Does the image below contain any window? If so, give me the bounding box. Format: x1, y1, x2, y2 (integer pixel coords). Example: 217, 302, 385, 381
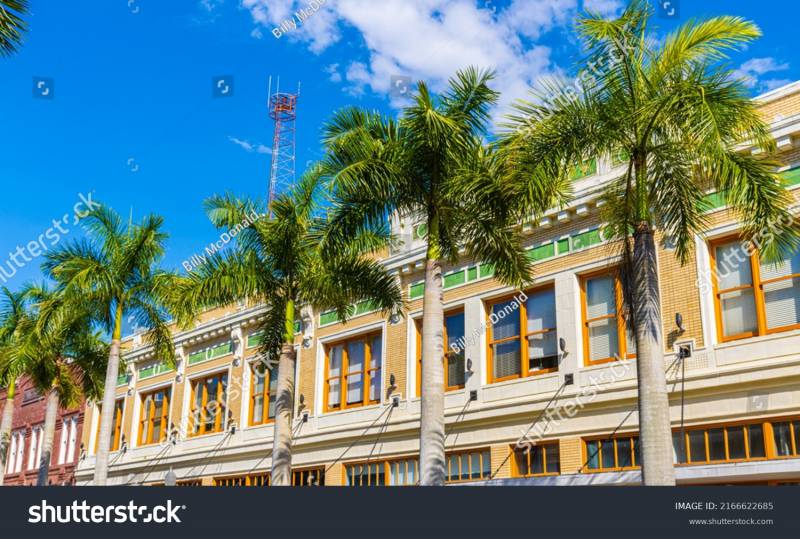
324, 333, 382, 412
772, 420, 800, 458
292, 467, 325, 486
445, 449, 492, 483
581, 271, 635, 365
214, 473, 270, 487
415, 309, 466, 394
584, 435, 640, 472
190, 372, 228, 436
57, 416, 79, 465
27, 425, 44, 471
249, 361, 277, 426
344, 458, 418, 486
138, 387, 171, 446
710, 237, 800, 341
513, 442, 561, 477
5, 430, 25, 474
94, 399, 124, 454
176, 479, 203, 486
674, 419, 800, 464
487, 287, 558, 382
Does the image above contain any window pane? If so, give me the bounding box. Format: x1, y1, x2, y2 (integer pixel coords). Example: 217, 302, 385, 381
548, 444, 560, 474
482, 450, 491, 477
347, 341, 365, 373
268, 368, 278, 419
470, 453, 481, 479
447, 455, 459, 482
588, 318, 619, 361
748, 425, 765, 458
445, 313, 465, 386
617, 438, 632, 467
719, 288, 758, 337
460, 454, 470, 480
493, 340, 521, 378
491, 300, 520, 340
715, 242, 752, 289
526, 288, 556, 332
347, 373, 363, 404
759, 249, 800, 282
446, 351, 465, 387
762, 277, 800, 330
727, 427, 746, 460
328, 378, 340, 408
586, 276, 616, 319
527, 331, 558, 371
328, 345, 343, 377
794, 421, 800, 456
773, 422, 793, 457
370, 336, 382, 370
530, 446, 544, 475
586, 441, 599, 470
601, 440, 616, 469
688, 431, 706, 462
708, 428, 726, 461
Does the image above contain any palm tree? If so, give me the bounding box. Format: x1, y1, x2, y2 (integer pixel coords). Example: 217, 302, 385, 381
169, 168, 402, 486
0, 287, 26, 485
42, 208, 178, 485
318, 68, 564, 485
0, 285, 107, 486
0, 0, 29, 57
503, 0, 798, 485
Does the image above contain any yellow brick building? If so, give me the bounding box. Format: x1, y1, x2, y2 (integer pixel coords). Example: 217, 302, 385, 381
75, 81, 800, 487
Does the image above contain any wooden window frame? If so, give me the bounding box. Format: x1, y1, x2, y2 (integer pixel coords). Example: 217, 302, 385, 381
323, 331, 382, 413
486, 285, 559, 384
189, 371, 228, 437
94, 399, 125, 454
414, 308, 467, 395
511, 441, 561, 477
213, 473, 270, 487
580, 269, 635, 366
343, 456, 419, 486
583, 434, 640, 473
444, 448, 492, 483
248, 361, 276, 427
137, 387, 171, 447
709, 235, 800, 343
292, 467, 325, 486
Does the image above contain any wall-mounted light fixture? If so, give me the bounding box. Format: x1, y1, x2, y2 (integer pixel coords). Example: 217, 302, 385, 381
466, 358, 473, 374
559, 337, 567, 354
675, 312, 685, 333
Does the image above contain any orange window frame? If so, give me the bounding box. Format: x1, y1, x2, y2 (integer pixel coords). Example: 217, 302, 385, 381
213, 473, 270, 487
444, 448, 492, 483
137, 387, 171, 447
580, 269, 635, 366
583, 434, 640, 472
512, 441, 561, 477
709, 235, 800, 342
415, 308, 466, 395
486, 285, 558, 383
343, 457, 419, 486
292, 467, 325, 486
323, 332, 382, 412
248, 362, 276, 427
189, 371, 228, 437
94, 399, 124, 454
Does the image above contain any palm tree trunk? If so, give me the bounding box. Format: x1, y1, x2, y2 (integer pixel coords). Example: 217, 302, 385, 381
270, 301, 297, 486
36, 389, 59, 486
632, 223, 676, 486
419, 253, 446, 485
94, 304, 123, 486
0, 378, 16, 486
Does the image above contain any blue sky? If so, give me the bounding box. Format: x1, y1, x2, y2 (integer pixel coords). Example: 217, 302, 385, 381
1, 0, 798, 316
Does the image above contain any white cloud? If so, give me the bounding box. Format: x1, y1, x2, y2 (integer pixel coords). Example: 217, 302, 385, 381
228, 136, 272, 154
325, 63, 342, 82
581, 0, 623, 17
733, 57, 790, 89
239, 0, 595, 112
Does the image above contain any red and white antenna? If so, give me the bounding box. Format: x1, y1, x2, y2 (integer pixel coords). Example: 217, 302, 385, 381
267, 76, 300, 215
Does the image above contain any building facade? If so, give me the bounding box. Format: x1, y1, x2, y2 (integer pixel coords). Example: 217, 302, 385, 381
73, 81, 800, 487
1, 376, 84, 486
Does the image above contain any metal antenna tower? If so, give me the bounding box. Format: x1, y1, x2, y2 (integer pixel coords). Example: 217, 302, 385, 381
267, 76, 300, 215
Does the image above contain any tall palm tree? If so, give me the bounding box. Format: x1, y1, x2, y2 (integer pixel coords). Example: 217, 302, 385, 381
318, 68, 564, 485
0, 0, 29, 57
0, 287, 26, 485
504, 0, 798, 485
170, 168, 402, 486
0, 285, 107, 486
42, 208, 178, 485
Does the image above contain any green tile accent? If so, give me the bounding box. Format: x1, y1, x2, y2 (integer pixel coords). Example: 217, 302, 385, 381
443, 270, 466, 289
612, 149, 629, 167
247, 331, 264, 348
573, 228, 602, 250
467, 266, 478, 282
294, 320, 302, 334
783, 167, 800, 187
557, 238, 571, 255
187, 350, 206, 365
353, 300, 377, 316
207, 342, 233, 359
413, 223, 428, 240
116, 373, 128, 386
319, 310, 339, 326
479, 263, 495, 278
703, 191, 727, 210
409, 282, 425, 299
570, 157, 597, 180
528, 242, 555, 262
139, 361, 172, 380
